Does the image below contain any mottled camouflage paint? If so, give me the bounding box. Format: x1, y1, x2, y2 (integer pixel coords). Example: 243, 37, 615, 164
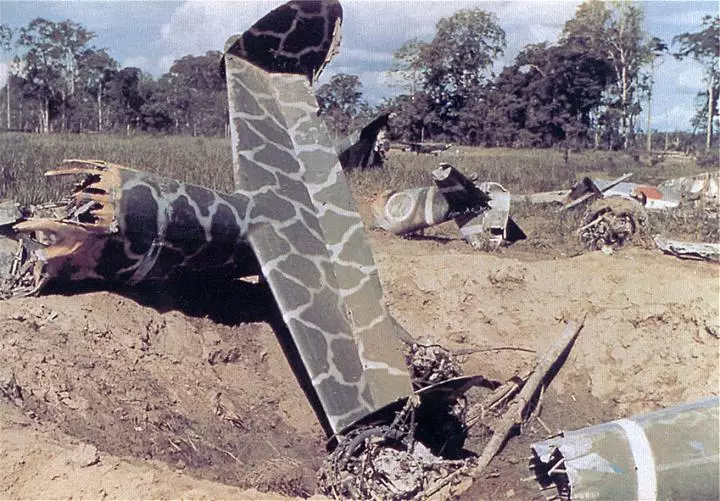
223, 0, 412, 433
13, 161, 259, 287
532, 397, 719, 501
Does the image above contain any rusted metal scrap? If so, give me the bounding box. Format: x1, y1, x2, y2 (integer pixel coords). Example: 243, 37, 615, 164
531, 397, 720, 501
373, 163, 526, 248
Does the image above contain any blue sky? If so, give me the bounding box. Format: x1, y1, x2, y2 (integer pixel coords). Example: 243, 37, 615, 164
0, 0, 715, 131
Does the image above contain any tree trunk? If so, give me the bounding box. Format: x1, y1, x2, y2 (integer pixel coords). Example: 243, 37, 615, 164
621, 64, 629, 150
97, 82, 103, 132
646, 90, 653, 152
41, 96, 50, 134
61, 91, 67, 132
5, 78, 10, 130
706, 84, 714, 150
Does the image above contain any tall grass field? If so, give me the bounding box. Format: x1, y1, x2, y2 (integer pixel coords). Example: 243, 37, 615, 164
1, 132, 716, 242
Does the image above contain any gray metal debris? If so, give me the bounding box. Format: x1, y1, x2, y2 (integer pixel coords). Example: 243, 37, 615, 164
515, 171, 719, 212
654, 236, 720, 262
337, 113, 391, 169
531, 397, 720, 501
373, 163, 526, 247
0, 200, 22, 226
562, 171, 719, 212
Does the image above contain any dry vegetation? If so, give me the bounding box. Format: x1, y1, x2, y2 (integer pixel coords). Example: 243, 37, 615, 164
1, 132, 717, 243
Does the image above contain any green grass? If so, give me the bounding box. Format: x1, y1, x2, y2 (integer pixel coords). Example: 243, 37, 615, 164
1, 133, 716, 245
0, 133, 234, 205
358, 148, 713, 195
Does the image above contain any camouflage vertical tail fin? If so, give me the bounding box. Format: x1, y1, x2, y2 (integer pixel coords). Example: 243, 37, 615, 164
223, 0, 412, 434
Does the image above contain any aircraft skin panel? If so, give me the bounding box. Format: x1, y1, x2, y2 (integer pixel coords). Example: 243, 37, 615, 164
268, 73, 413, 409
222, 0, 412, 433
225, 52, 373, 433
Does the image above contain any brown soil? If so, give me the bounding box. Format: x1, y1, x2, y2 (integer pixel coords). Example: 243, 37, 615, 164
1, 191, 718, 500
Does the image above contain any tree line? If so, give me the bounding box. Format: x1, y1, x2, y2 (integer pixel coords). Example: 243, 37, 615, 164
0, 19, 227, 136
379, 0, 718, 150
1, 1, 717, 151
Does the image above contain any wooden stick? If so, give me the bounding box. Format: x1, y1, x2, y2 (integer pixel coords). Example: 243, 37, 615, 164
420, 315, 586, 500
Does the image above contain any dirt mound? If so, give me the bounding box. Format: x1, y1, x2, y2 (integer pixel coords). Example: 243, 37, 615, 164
1, 223, 717, 499
0, 288, 324, 499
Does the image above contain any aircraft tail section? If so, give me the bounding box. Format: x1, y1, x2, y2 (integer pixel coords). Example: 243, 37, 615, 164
223, 0, 412, 434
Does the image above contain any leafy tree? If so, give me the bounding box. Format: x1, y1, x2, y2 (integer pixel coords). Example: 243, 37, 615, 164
163, 51, 227, 135
16, 18, 96, 132
317, 73, 368, 138
389, 8, 505, 142
104, 67, 144, 132
77, 48, 118, 131
424, 9, 505, 114
379, 93, 431, 142
673, 15, 720, 149
388, 38, 425, 94
480, 41, 614, 148
562, 0, 661, 149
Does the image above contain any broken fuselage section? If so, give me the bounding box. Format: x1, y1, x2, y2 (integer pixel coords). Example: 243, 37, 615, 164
531, 397, 719, 501
1, 160, 260, 297
373, 163, 526, 248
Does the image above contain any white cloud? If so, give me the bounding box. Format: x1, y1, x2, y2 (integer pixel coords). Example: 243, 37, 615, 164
122, 56, 151, 71
672, 61, 707, 93
160, 1, 278, 58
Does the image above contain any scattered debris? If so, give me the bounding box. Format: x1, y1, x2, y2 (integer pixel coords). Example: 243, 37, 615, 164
531, 397, 720, 501
319, 317, 585, 500
421, 317, 586, 500
397, 141, 454, 155
318, 420, 470, 499
337, 113, 391, 169
516, 171, 719, 256
579, 197, 649, 250
373, 163, 526, 248
406, 343, 463, 388
654, 236, 720, 262
519, 171, 719, 212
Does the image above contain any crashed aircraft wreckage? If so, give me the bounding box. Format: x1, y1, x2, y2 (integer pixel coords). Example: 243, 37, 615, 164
336, 112, 391, 169
1, 2, 714, 500
0, 1, 523, 498
373, 163, 527, 248
531, 397, 719, 501
514, 170, 719, 254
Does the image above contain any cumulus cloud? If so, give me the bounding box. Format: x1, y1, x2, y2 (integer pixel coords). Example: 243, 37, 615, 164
159, 1, 277, 57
